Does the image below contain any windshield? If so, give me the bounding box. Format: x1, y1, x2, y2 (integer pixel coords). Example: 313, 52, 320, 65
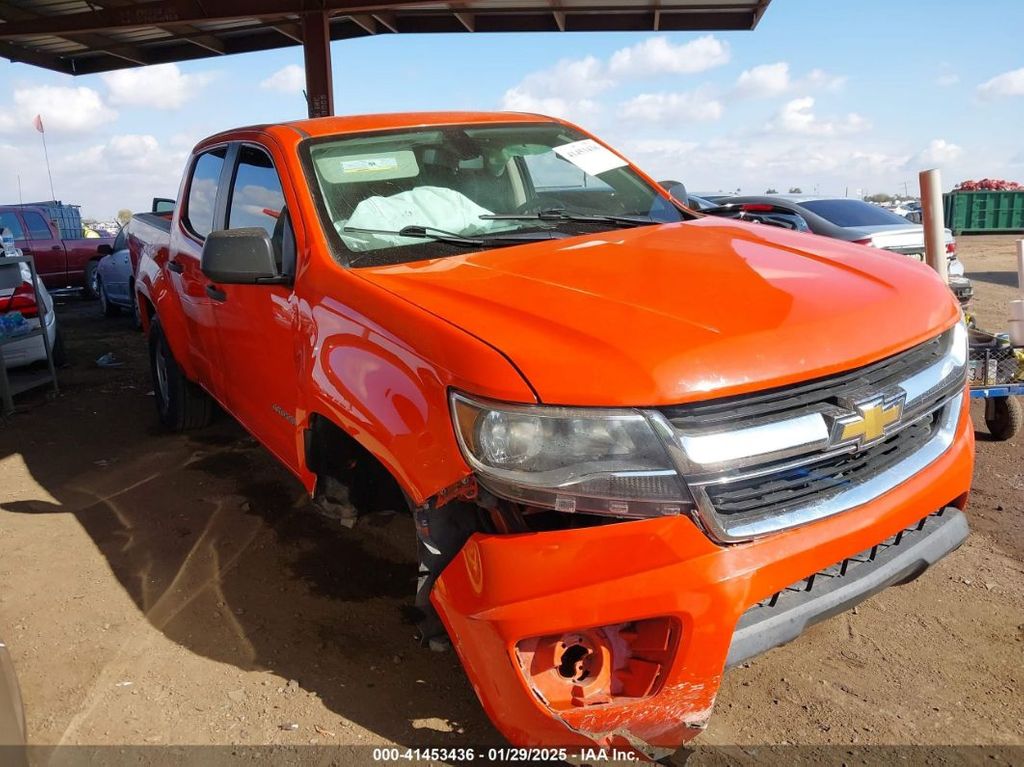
799, 199, 915, 228
302, 122, 684, 266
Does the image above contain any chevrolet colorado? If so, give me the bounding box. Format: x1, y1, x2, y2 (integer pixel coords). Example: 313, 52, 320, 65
133, 112, 973, 758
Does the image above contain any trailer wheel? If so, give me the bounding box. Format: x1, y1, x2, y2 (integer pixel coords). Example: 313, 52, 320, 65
985, 396, 1023, 441
148, 316, 213, 431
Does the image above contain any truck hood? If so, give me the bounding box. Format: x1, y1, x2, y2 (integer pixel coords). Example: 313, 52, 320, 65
356, 218, 959, 406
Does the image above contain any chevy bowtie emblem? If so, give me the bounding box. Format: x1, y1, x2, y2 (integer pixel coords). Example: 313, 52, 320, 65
829, 392, 906, 448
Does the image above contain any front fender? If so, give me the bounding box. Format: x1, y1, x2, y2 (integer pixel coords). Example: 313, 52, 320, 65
301, 292, 535, 504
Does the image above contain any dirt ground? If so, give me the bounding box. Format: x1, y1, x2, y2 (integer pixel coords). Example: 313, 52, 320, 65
0, 235, 1022, 764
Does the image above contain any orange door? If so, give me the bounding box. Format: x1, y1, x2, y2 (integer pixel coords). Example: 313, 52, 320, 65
206, 143, 302, 471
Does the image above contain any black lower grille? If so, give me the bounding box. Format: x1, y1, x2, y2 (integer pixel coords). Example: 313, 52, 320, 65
746, 508, 946, 614
704, 412, 939, 518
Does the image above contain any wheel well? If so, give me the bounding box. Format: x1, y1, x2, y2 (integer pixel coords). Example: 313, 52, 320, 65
137, 291, 154, 330
305, 413, 408, 515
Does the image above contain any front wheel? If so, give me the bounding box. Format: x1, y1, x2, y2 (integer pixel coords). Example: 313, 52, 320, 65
148, 316, 213, 431
985, 396, 1023, 441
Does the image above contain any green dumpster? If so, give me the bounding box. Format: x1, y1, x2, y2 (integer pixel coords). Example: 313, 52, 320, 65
944, 191, 1024, 234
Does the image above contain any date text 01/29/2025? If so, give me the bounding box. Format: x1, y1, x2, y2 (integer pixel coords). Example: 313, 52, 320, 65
371, 747, 640, 762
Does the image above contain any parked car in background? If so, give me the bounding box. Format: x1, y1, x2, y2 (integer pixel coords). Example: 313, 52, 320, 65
95, 226, 139, 323
718, 195, 971, 305
1, 259, 63, 369
130, 112, 973, 759
0, 205, 113, 297
658, 183, 810, 232
717, 195, 957, 257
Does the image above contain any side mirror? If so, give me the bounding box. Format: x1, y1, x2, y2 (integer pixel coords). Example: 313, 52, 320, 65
152, 198, 175, 215
96, 243, 114, 256
662, 182, 689, 208
201, 228, 282, 285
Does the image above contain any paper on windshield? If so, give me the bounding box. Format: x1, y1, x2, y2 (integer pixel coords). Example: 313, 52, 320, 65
316, 150, 419, 184
553, 139, 627, 176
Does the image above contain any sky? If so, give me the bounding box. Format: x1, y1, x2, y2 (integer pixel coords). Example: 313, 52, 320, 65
0, 0, 1022, 219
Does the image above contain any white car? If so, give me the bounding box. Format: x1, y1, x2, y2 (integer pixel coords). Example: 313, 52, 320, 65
1, 260, 61, 370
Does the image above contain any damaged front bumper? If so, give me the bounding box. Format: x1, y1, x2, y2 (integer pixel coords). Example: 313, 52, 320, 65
430, 407, 973, 758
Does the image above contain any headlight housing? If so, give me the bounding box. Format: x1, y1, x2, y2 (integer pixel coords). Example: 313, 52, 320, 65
450, 392, 692, 519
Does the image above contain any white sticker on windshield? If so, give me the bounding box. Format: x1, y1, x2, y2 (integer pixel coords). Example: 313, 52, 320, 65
552, 139, 627, 176
341, 157, 399, 173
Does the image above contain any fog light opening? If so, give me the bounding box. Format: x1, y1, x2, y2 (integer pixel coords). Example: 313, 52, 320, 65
557, 641, 593, 682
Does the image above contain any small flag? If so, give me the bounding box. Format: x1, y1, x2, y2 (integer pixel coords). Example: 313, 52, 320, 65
33, 114, 44, 133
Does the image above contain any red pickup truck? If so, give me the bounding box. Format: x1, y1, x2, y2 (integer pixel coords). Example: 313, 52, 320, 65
0, 205, 112, 295
132, 112, 973, 759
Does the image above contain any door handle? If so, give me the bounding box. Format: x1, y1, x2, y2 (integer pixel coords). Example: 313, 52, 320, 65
51, 245, 62, 251
167, 259, 184, 274
205, 284, 227, 302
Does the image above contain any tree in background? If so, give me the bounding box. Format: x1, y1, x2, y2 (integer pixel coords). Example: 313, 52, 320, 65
788, 187, 802, 194
117, 209, 132, 225
864, 193, 894, 204
765, 188, 778, 194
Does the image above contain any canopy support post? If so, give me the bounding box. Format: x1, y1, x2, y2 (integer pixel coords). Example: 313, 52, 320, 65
302, 11, 333, 118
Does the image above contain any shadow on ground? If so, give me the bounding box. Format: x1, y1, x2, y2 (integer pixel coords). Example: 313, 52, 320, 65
0, 300, 499, 749
966, 269, 1020, 289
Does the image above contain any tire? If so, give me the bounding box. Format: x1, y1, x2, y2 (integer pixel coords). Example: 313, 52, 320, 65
97, 277, 119, 318
985, 397, 1023, 441
83, 261, 100, 299
148, 316, 213, 431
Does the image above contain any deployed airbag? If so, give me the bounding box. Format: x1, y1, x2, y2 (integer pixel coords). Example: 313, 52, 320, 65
339, 186, 504, 252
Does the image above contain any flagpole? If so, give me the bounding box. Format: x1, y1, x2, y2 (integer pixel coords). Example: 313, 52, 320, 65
39, 126, 56, 203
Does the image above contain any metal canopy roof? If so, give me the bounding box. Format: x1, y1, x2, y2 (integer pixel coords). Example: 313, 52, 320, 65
0, 0, 771, 76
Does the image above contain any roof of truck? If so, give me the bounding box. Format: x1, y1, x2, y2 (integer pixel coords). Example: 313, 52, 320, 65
197, 111, 562, 148
284, 111, 556, 138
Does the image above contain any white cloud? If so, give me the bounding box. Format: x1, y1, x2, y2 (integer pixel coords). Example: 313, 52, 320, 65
621, 90, 723, 123
0, 86, 116, 134
102, 64, 214, 109
502, 36, 729, 121
977, 67, 1024, 99
913, 138, 963, 166
608, 35, 730, 78
802, 69, 846, 92
734, 62, 791, 98
501, 55, 612, 120
731, 63, 845, 100
621, 134, 911, 197
767, 96, 870, 136
935, 73, 960, 87
261, 64, 306, 94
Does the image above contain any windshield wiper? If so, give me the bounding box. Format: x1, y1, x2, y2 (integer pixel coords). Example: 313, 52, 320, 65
341, 224, 568, 250
480, 208, 658, 227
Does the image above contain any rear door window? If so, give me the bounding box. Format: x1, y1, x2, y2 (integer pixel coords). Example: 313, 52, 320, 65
0, 212, 25, 241
184, 147, 228, 239
23, 211, 54, 240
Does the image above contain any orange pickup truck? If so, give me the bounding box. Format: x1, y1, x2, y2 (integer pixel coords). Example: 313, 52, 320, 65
132, 112, 973, 758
